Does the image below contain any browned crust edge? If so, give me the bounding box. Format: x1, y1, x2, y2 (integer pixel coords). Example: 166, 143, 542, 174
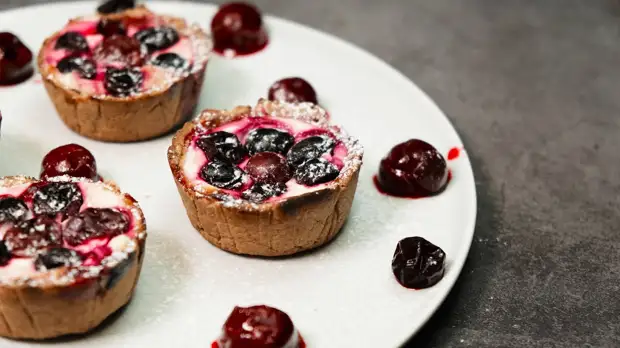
167, 101, 363, 256
36, 6, 210, 142
0, 176, 147, 339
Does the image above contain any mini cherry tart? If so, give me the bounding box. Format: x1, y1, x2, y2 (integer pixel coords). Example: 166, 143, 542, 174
0, 176, 146, 340
37, 6, 212, 142
39, 7, 211, 98
215, 305, 304, 348
168, 100, 363, 257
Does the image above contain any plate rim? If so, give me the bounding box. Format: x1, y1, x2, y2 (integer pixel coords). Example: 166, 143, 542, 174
0, 1, 478, 347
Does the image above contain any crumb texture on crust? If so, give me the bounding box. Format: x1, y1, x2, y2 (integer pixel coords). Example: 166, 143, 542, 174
168, 100, 363, 256
0, 246, 144, 339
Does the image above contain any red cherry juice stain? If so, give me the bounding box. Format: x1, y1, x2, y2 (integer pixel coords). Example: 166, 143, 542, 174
33, 77, 42, 84
447, 147, 461, 161
373, 171, 452, 199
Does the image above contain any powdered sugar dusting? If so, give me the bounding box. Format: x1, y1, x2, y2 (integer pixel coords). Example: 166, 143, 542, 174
39, 7, 212, 100
0, 176, 146, 287
176, 100, 364, 210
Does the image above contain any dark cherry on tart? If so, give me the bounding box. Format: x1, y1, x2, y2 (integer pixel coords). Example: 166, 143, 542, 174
376, 139, 449, 198
268, 77, 318, 105
37, 6, 212, 142
211, 2, 269, 57
40, 143, 100, 181
0, 176, 146, 339
97, 0, 136, 14
392, 236, 446, 289
168, 100, 363, 256
215, 305, 304, 348
0, 32, 34, 86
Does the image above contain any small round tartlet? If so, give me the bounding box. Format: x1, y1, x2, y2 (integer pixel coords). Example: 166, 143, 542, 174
37, 6, 211, 142
168, 99, 363, 257
0, 176, 146, 339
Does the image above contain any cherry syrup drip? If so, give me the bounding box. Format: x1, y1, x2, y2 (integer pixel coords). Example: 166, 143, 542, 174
447, 147, 461, 161
211, 2, 269, 57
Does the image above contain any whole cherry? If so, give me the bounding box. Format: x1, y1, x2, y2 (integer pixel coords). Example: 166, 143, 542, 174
211, 2, 268, 56
377, 139, 449, 197
40, 143, 99, 181
0, 32, 34, 86
218, 305, 297, 348
268, 77, 318, 104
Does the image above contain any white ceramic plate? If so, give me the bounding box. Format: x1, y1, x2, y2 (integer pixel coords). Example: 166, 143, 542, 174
0, 2, 476, 347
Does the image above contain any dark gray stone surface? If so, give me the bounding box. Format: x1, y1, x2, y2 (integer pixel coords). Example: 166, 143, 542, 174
2, 0, 619, 347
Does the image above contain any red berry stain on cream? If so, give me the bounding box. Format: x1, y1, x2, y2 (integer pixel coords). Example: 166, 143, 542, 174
211, 2, 268, 57
447, 147, 461, 161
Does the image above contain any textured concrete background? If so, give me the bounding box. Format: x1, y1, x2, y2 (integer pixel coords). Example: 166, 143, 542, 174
2, 0, 620, 347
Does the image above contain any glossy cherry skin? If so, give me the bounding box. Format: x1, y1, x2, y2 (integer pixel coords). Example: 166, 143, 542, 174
392, 236, 446, 289
246, 152, 291, 184
0, 241, 10, 266
97, 19, 127, 37
3, 216, 63, 257
0, 32, 34, 86
63, 208, 130, 246
94, 34, 145, 67
377, 139, 449, 197
97, 0, 135, 14
211, 2, 268, 56
219, 305, 296, 348
40, 144, 99, 180
268, 78, 318, 104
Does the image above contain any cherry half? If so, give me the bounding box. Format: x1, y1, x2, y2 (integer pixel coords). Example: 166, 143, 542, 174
218, 305, 297, 348
377, 139, 449, 198
392, 236, 446, 289
41, 144, 99, 181
268, 78, 318, 104
211, 2, 268, 57
0, 32, 34, 86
